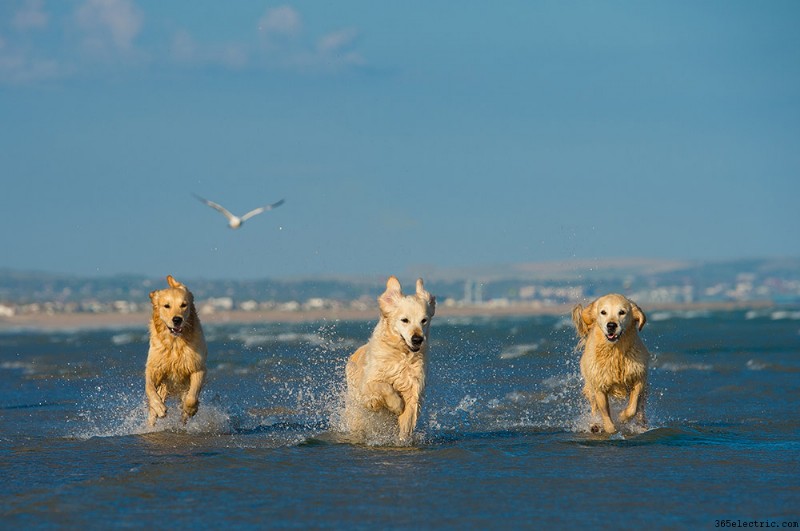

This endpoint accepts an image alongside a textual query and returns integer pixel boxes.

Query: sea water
[1,311,798,528]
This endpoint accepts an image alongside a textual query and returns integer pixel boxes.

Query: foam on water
[499,342,541,359]
[111,332,146,346]
[71,388,233,440]
[659,362,714,372]
[770,310,800,320]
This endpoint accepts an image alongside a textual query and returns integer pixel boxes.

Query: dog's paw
[618,409,635,424]
[590,421,617,434]
[181,400,199,424]
[385,395,405,416]
[365,397,383,411]
[150,401,167,419]
[183,397,198,416]
[397,433,413,446]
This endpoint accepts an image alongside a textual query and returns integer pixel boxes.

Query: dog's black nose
[606,322,617,332]
[411,335,424,347]
[172,316,183,326]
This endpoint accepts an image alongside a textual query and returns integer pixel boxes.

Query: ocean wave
[658,362,714,372]
[552,317,574,330]
[228,329,360,352]
[650,310,712,322]
[746,359,768,371]
[770,310,800,321]
[0,360,36,374]
[111,332,146,345]
[499,343,540,360]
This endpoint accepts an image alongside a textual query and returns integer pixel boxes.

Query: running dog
[572,293,649,434]
[145,275,207,426]
[345,276,436,444]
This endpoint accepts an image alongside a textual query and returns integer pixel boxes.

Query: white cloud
[317,28,358,54]
[170,29,197,63]
[251,7,365,72]
[0,36,65,84]
[213,43,248,69]
[75,0,143,53]
[13,0,49,30]
[1,3,365,84]
[258,6,302,38]
[316,28,365,68]
[170,29,249,70]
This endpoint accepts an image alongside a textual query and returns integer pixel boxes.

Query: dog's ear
[581,301,596,328]
[149,290,157,303]
[631,301,646,331]
[415,278,436,316]
[571,304,588,337]
[415,278,432,302]
[379,276,403,315]
[572,301,595,337]
[166,275,184,289]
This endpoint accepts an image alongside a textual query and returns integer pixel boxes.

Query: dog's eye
[401,318,410,324]
[181,302,188,309]
[600,310,607,315]
[421,319,428,325]
[164,304,171,309]
[619,310,626,316]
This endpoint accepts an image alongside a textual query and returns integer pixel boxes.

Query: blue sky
[1,1,798,280]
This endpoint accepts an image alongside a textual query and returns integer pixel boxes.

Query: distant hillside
[1,257,799,306]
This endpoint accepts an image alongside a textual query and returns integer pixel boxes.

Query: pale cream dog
[572,293,649,434]
[345,276,436,444]
[145,275,207,426]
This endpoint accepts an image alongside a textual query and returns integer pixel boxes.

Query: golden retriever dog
[345,276,436,444]
[572,293,649,434]
[145,275,207,427]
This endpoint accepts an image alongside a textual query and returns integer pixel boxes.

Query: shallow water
[1,312,799,528]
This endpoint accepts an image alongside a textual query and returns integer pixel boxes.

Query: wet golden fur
[345,276,436,444]
[572,293,649,433]
[145,275,207,426]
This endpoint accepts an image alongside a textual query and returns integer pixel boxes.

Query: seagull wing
[194,194,236,221]
[240,199,285,221]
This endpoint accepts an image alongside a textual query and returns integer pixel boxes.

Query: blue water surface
[1,310,798,528]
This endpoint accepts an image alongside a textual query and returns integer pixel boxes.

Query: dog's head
[150,275,195,337]
[378,276,436,353]
[572,293,646,343]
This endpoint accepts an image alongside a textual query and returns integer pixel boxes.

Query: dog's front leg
[363,381,404,415]
[181,370,205,423]
[145,372,167,426]
[594,391,616,434]
[618,381,645,425]
[632,385,648,427]
[397,394,420,444]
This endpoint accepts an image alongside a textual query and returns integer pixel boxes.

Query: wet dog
[572,293,649,434]
[345,276,436,444]
[145,275,207,426]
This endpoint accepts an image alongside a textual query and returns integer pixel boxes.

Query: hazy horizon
[2,255,797,284]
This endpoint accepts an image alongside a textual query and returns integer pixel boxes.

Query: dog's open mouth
[605,332,620,342]
[168,325,183,336]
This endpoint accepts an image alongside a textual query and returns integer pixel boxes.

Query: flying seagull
[194,194,285,229]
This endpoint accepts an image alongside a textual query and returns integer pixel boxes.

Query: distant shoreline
[0,300,778,332]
